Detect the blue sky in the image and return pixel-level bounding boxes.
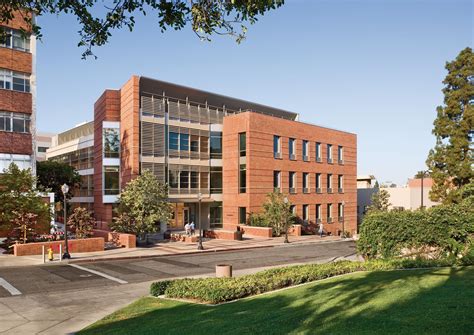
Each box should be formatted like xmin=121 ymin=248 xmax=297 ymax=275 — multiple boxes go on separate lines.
xmin=36 ymin=0 xmax=472 ymax=185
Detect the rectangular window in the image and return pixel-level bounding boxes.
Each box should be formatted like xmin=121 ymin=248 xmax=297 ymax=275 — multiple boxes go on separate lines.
xmin=303 ymin=204 xmax=309 ymax=222
xmin=273 ymin=135 xmax=281 ymax=158
xmin=289 ymin=171 xmax=296 ymax=193
xmin=338 ymin=175 xmax=343 ymax=193
xmin=327 ymin=174 xmax=333 ymax=193
xmin=239 ymin=164 xmax=246 ymax=193
xmin=210 ymin=131 xmax=222 ymax=159
xmin=210 ymin=202 xmax=223 ymax=228
xmin=303 ymin=140 xmax=309 ymax=161
xmin=180 ymin=133 xmax=189 ymax=151
xmin=104 ymin=166 xmax=120 ymax=195
xmin=273 ymin=171 xmax=281 ymax=190
xmin=239 ymin=207 xmax=247 ymax=224
xmin=316 ymin=204 xmax=322 ymax=222
xmin=103 ymin=128 xmax=120 ymax=158
xmin=239 ymin=132 xmax=246 ymax=157
xmin=316 ymin=173 xmax=321 ymax=193
xmin=169 ymin=132 xmax=179 ymax=150
xmin=0 ymin=69 xmax=12 ymax=90
xmin=327 ymin=144 xmax=333 ymax=163
xmin=180 ymin=171 xmax=189 ymax=189
xmin=289 ymin=138 xmax=296 ymax=160
xmin=38 ymin=146 xmax=48 ymax=153
xmin=338 ymin=145 xmax=344 ymax=164
xmin=338 ymin=203 xmax=344 ymax=220
xmin=190 ymin=171 xmax=199 ymax=189
xmin=210 ymin=166 xmax=222 ymax=193
xmin=327 ymin=204 xmax=333 ymax=222
xmin=303 ymin=172 xmax=309 ymax=193
xmin=0 ymin=112 xmax=30 ymax=133
xmin=168 ymin=169 xmax=179 ymax=188
xmin=0 ymin=28 xmax=30 ymax=52
xmin=290 ymin=205 xmax=296 ymax=215
xmin=190 ymin=135 xmax=199 ymax=152
xmin=316 ymin=142 xmax=321 ymax=162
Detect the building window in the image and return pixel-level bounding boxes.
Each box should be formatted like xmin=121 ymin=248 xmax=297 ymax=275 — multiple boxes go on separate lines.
xmin=210 ymin=202 xmax=223 ymax=228
xmin=0 ymin=69 xmax=30 ymax=92
xmin=303 ymin=140 xmax=309 ymax=161
xmin=179 ymin=171 xmax=189 ymax=189
xmin=316 ymin=204 xmax=322 ymax=222
xmin=0 ymin=153 xmax=31 ymax=171
xmin=303 ymin=204 xmax=309 ymax=222
xmin=180 ymin=133 xmax=189 ymax=151
xmin=273 ymin=170 xmax=281 ymax=190
xmin=316 ymin=173 xmax=321 ymax=193
xmin=0 ymin=28 xmax=30 ymax=52
xmin=327 ymin=174 xmax=333 ymax=193
xmin=210 ymin=166 xmax=222 ymax=193
xmin=273 ymin=135 xmax=281 ymax=158
xmin=169 ymin=132 xmax=179 ymax=150
xmin=338 ymin=146 xmax=344 ymax=164
xmin=239 ymin=207 xmax=247 ymax=224
xmin=338 ymin=203 xmax=344 ymax=221
xmin=103 ymin=128 xmax=120 ymax=158
xmin=316 ymin=142 xmax=322 ymax=162
xmin=290 ymin=205 xmax=296 ymax=215
xmin=239 ymin=164 xmax=246 ymax=193
xmin=289 ymin=171 xmax=296 ymax=193
xmin=38 ymin=146 xmax=48 ymax=153
xmin=327 ymin=144 xmax=333 ymax=163
xmin=303 ymin=172 xmax=309 ymax=193
xmin=289 ymin=138 xmax=296 ymax=160
xmin=104 ymin=166 xmax=120 ymax=195
xmin=190 ymin=135 xmax=199 ymax=152
xmin=327 ymin=204 xmax=333 ymax=223
xmin=0 ymin=112 xmax=30 ymax=133
xmin=168 ymin=169 xmax=179 ymax=188
xmin=338 ymin=175 xmax=343 ymax=193
xmin=210 ymin=131 xmax=222 ymax=159
xmin=190 ymin=171 xmax=199 ymax=189
xmin=239 ymin=132 xmax=246 ymax=157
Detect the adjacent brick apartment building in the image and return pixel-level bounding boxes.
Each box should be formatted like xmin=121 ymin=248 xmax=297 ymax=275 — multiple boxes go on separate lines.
xmin=0 ymin=11 xmax=36 ymax=173
xmin=49 ymin=76 xmax=357 ymax=236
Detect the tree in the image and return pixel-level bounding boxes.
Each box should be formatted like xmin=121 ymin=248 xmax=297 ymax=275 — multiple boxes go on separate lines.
xmin=262 ymin=191 xmax=294 ymax=242
xmin=368 ymin=189 xmax=391 ymax=212
xmin=110 ymin=170 xmax=172 ymax=242
xmin=1 ymin=1 xmax=284 ymax=59
xmin=37 ymin=161 xmax=81 ymax=203
xmin=67 ymin=207 xmax=95 ymax=239
xmin=11 ymin=211 xmax=38 ymax=244
xmin=426 ymin=47 xmax=474 ymax=203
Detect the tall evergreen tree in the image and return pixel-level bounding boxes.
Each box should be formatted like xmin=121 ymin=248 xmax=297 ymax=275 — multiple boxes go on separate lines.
xmin=426 ymin=47 xmax=474 ymax=203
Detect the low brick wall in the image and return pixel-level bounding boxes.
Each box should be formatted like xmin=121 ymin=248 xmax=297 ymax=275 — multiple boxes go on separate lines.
xmin=13 ymin=238 xmax=105 ymax=256
xmin=92 ymin=230 xmax=136 ymax=248
xmin=288 ymin=225 xmax=302 ymax=236
xmin=205 ymin=230 xmax=240 ymax=240
xmin=238 ymin=225 xmax=273 ymax=238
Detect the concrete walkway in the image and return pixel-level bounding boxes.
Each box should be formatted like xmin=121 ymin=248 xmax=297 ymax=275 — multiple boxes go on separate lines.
xmin=0 ymin=251 xmax=359 ymax=335
xmin=0 ymin=235 xmax=342 ymax=267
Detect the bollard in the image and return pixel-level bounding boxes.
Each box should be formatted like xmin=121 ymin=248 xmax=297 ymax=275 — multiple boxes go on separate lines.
xmin=59 ymin=244 xmax=62 ymax=262
xmin=42 ymin=245 xmax=46 ymax=264
xmin=215 ymin=264 xmax=232 ymax=278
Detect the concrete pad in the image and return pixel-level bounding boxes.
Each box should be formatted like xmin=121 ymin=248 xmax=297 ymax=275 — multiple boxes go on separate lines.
xmin=3 ymin=321 xmax=60 ymax=334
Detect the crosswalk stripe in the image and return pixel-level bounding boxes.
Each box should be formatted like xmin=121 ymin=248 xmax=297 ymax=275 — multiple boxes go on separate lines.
xmin=69 ymin=264 xmax=128 ymax=284
xmin=0 ymin=277 xmax=21 ymax=296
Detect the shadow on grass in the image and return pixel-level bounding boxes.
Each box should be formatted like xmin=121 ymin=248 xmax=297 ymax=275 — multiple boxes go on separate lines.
xmin=80 ymin=266 xmax=474 ymax=335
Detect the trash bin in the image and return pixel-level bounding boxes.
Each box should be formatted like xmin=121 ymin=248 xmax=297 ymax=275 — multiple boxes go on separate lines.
xmin=215 ymin=264 xmax=232 ymax=278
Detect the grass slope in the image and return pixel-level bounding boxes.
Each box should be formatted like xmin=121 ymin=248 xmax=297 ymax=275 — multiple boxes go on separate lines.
xmin=80 ymin=267 xmax=474 ymax=335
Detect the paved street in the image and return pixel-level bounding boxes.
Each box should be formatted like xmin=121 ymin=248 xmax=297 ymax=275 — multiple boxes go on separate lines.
xmin=0 ymin=240 xmax=356 ymax=334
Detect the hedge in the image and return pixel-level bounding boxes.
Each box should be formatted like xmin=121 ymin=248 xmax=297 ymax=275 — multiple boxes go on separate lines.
xmin=357 ymin=199 xmax=474 ymax=259
xmin=149 ymin=257 xmax=469 ymax=304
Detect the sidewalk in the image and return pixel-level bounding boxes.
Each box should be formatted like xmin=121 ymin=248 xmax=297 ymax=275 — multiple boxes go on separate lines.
xmin=0 ymin=235 xmax=343 ymax=267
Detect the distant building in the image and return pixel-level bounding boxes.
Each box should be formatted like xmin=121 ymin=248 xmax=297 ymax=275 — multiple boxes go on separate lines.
xmin=36 ymin=132 xmax=54 ymax=161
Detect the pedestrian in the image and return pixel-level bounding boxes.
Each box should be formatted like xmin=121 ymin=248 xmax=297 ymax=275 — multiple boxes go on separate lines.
xmin=184 ymin=222 xmax=190 ymax=236
xmin=318 ymin=222 xmax=324 ymax=238
xmin=190 ymin=221 xmax=195 ymax=235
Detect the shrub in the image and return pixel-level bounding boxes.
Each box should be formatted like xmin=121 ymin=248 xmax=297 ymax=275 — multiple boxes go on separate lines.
xmin=357 ymin=200 xmax=474 ymax=260
xmin=67 ymin=207 xmax=95 ymax=239
xmin=247 ymin=212 xmax=269 ymax=227
xmin=150 ymin=258 xmax=466 ymax=304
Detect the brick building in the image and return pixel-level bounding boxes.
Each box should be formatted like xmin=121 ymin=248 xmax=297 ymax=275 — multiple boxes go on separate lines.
xmin=0 ymin=11 xmax=36 ymax=173
xmin=49 ymin=76 xmax=357 ymax=236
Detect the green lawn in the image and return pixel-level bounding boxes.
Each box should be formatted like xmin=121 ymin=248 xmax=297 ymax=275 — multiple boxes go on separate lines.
xmin=80 ymin=267 xmax=474 ymax=335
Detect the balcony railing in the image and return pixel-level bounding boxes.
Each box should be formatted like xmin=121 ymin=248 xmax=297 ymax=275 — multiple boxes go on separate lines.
xmin=327 ymin=158 xmax=333 ymax=164
xmin=327 ymin=217 xmax=333 ymax=223
xmin=289 ymin=154 xmax=296 ymax=160
xmin=303 ymin=188 xmax=309 ymax=194
xmin=316 ymin=157 xmax=322 ymax=163
xmin=303 ymin=155 xmax=309 ymax=162
xmin=338 ymin=159 xmax=344 ymax=165
xmin=289 ymin=187 xmax=296 ymax=194
xmin=316 ymin=187 xmax=322 ymax=194
xmin=338 ymin=188 xmax=344 ymax=193
xmin=274 ymin=152 xmax=282 ymax=159
xmin=338 ymin=216 xmax=344 ymax=222
xmin=327 ymin=187 xmax=333 ymax=193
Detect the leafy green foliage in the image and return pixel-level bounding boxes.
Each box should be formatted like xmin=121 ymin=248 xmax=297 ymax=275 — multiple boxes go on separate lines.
xmin=426 ymin=47 xmax=474 ymax=203
xmin=37 ymin=160 xmax=81 ymax=203
xmin=150 ymin=258 xmax=464 ymax=304
xmin=1 ymin=1 xmax=284 ymax=58
xmin=150 ymin=280 xmax=172 ymax=297
xmin=110 ymin=170 xmax=172 ymax=240
xmin=357 ymin=199 xmax=474 ymax=259
xmin=262 ymin=191 xmax=294 ymax=237
xmin=247 ymin=212 xmax=270 ymax=227
xmin=67 ymin=207 xmax=95 ymax=239
xmin=10 ymin=211 xmax=38 ymax=244
xmin=367 ymin=188 xmax=391 ymax=212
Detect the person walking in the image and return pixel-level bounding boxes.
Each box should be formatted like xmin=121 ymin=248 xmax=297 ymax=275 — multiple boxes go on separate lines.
xmin=318 ymin=222 xmax=324 ymax=238
xmin=190 ymin=221 xmax=196 ymax=235
xmin=184 ymin=222 xmax=190 ymax=236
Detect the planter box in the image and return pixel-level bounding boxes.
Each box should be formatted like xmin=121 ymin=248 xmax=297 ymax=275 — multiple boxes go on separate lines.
xmin=238 ymin=225 xmax=273 ymax=238
xmin=205 ymin=230 xmax=240 ymax=240
xmin=288 ymin=225 xmax=302 ymax=236
xmin=93 ymin=230 xmax=136 ymax=248
xmin=13 ymin=237 xmax=105 ymax=256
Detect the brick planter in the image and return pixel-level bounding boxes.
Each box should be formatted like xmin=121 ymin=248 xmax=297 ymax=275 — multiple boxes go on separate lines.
xmin=92 ymin=230 xmax=136 ymax=248
xmin=238 ymin=225 xmax=273 ymax=238
xmin=13 ymin=237 xmax=105 ymax=256
xmin=288 ymin=225 xmax=302 ymax=236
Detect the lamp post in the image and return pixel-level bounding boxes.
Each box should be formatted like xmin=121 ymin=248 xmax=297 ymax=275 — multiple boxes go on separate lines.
xmin=61 ymin=183 xmax=71 ymax=259
xmin=419 ymin=170 xmax=429 ymax=209
xmin=283 ymin=197 xmax=289 ymax=244
xmin=197 ymin=192 xmax=204 ymax=250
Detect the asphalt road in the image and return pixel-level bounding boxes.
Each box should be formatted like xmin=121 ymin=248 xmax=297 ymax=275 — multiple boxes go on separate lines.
xmin=0 ymin=240 xmax=356 ymax=298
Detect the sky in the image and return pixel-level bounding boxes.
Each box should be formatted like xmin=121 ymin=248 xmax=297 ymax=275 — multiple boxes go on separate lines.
xmin=35 ymin=0 xmax=473 ymax=185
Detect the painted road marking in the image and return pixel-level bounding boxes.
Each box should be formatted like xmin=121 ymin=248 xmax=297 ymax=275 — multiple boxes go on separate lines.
xmin=0 ymin=277 xmax=22 ymax=296
xmin=69 ymin=264 xmax=128 ymax=284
